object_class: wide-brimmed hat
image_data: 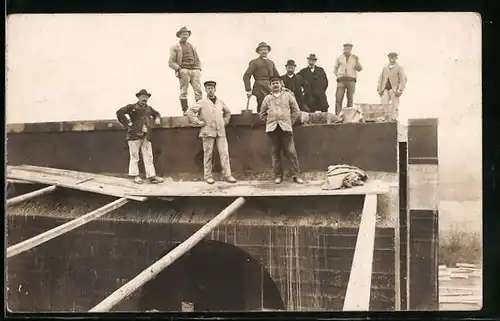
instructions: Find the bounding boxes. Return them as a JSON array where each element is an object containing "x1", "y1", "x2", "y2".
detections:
[
  {"x1": 269, "y1": 76, "x2": 282, "y2": 83},
  {"x1": 256, "y1": 42, "x2": 271, "y2": 53},
  {"x1": 135, "y1": 89, "x2": 152, "y2": 98},
  {"x1": 306, "y1": 54, "x2": 318, "y2": 60},
  {"x1": 285, "y1": 59, "x2": 296, "y2": 67},
  {"x1": 176, "y1": 26, "x2": 192, "y2": 38},
  {"x1": 387, "y1": 52, "x2": 398, "y2": 58},
  {"x1": 204, "y1": 80, "x2": 217, "y2": 87},
  {"x1": 343, "y1": 43, "x2": 353, "y2": 48}
]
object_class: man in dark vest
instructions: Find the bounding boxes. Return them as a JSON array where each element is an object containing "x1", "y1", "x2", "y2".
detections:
[
  {"x1": 298, "y1": 54, "x2": 329, "y2": 113},
  {"x1": 281, "y1": 59, "x2": 310, "y2": 112},
  {"x1": 243, "y1": 42, "x2": 280, "y2": 113},
  {"x1": 333, "y1": 43, "x2": 363, "y2": 115},
  {"x1": 169, "y1": 26, "x2": 202, "y2": 115}
]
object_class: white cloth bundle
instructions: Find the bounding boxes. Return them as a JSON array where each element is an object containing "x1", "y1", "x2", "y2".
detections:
[{"x1": 321, "y1": 164, "x2": 369, "y2": 190}]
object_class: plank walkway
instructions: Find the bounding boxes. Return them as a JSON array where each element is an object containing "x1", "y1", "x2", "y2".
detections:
[{"x1": 7, "y1": 165, "x2": 389, "y2": 198}]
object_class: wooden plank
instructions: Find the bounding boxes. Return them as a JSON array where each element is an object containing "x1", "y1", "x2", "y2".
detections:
[
  {"x1": 343, "y1": 194, "x2": 378, "y2": 311},
  {"x1": 7, "y1": 167, "x2": 146, "y2": 202},
  {"x1": 6, "y1": 198, "x2": 129, "y2": 258},
  {"x1": 126, "y1": 180, "x2": 390, "y2": 198},
  {"x1": 6, "y1": 185, "x2": 57, "y2": 206},
  {"x1": 7, "y1": 178, "x2": 36, "y2": 184},
  {"x1": 89, "y1": 197, "x2": 247, "y2": 312}
]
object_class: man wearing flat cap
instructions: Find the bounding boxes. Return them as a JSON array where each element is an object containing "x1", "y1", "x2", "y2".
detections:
[
  {"x1": 377, "y1": 52, "x2": 407, "y2": 112},
  {"x1": 169, "y1": 26, "x2": 203, "y2": 115},
  {"x1": 260, "y1": 76, "x2": 304, "y2": 185},
  {"x1": 298, "y1": 54, "x2": 329, "y2": 113},
  {"x1": 116, "y1": 89, "x2": 164, "y2": 184},
  {"x1": 187, "y1": 80, "x2": 237, "y2": 184},
  {"x1": 281, "y1": 59, "x2": 310, "y2": 112},
  {"x1": 243, "y1": 42, "x2": 280, "y2": 113},
  {"x1": 333, "y1": 43, "x2": 363, "y2": 115}
]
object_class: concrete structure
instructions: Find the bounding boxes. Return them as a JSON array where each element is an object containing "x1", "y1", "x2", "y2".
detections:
[{"x1": 5, "y1": 114, "x2": 438, "y2": 312}]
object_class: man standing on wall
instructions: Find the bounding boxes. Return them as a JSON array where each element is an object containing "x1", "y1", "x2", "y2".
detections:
[
  {"x1": 333, "y1": 43, "x2": 363, "y2": 115},
  {"x1": 116, "y1": 89, "x2": 164, "y2": 184},
  {"x1": 187, "y1": 80, "x2": 237, "y2": 185},
  {"x1": 169, "y1": 26, "x2": 202, "y2": 115},
  {"x1": 260, "y1": 76, "x2": 304, "y2": 185},
  {"x1": 377, "y1": 52, "x2": 407, "y2": 112},
  {"x1": 281, "y1": 59, "x2": 310, "y2": 112},
  {"x1": 298, "y1": 54, "x2": 329, "y2": 113},
  {"x1": 243, "y1": 42, "x2": 280, "y2": 113}
]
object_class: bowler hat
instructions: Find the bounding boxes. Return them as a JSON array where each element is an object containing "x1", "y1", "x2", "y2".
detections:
[
  {"x1": 135, "y1": 89, "x2": 152, "y2": 98},
  {"x1": 255, "y1": 42, "x2": 271, "y2": 53},
  {"x1": 387, "y1": 52, "x2": 398, "y2": 58},
  {"x1": 343, "y1": 43, "x2": 353, "y2": 47},
  {"x1": 285, "y1": 59, "x2": 296, "y2": 67},
  {"x1": 176, "y1": 26, "x2": 192, "y2": 38},
  {"x1": 204, "y1": 80, "x2": 217, "y2": 87},
  {"x1": 269, "y1": 76, "x2": 282, "y2": 83},
  {"x1": 306, "y1": 54, "x2": 318, "y2": 60}
]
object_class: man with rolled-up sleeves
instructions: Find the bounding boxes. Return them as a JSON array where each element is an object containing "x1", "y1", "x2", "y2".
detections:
[{"x1": 260, "y1": 76, "x2": 304, "y2": 185}]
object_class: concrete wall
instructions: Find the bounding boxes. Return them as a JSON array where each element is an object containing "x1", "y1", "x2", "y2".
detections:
[{"x1": 6, "y1": 115, "x2": 398, "y2": 180}]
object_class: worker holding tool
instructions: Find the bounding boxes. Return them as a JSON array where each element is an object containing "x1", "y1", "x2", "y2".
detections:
[
  {"x1": 116, "y1": 89, "x2": 164, "y2": 185},
  {"x1": 260, "y1": 76, "x2": 304, "y2": 185},
  {"x1": 242, "y1": 42, "x2": 280, "y2": 113},
  {"x1": 187, "y1": 80, "x2": 238, "y2": 185}
]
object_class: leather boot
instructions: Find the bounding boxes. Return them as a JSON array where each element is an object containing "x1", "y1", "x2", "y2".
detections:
[{"x1": 180, "y1": 99, "x2": 188, "y2": 115}]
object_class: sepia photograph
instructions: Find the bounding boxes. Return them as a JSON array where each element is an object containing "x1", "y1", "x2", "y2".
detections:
[{"x1": 5, "y1": 12, "x2": 481, "y2": 312}]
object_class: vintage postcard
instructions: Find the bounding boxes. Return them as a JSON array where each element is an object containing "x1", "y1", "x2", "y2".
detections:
[{"x1": 5, "y1": 12, "x2": 481, "y2": 312}]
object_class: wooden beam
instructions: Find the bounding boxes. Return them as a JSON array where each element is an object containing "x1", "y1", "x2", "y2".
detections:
[
  {"x1": 6, "y1": 198, "x2": 129, "y2": 258},
  {"x1": 89, "y1": 196, "x2": 247, "y2": 312},
  {"x1": 343, "y1": 194, "x2": 378, "y2": 311},
  {"x1": 6, "y1": 185, "x2": 57, "y2": 206}
]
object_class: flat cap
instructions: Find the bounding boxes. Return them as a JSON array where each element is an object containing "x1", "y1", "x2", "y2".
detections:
[
  {"x1": 203, "y1": 80, "x2": 217, "y2": 87},
  {"x1": 343, "y1": 43, "x2": 353, "y2": 47},
  {"x1": 387, "y1": 52, "x2": 398, "y2": 58},
  {"x1": 269, "y1": 76, "x2": 282, "y2": 83}
]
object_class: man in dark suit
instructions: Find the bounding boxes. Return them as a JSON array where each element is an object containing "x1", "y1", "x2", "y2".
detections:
[
  {"x1": 298, "y1": 54, "x2": 329, "y2": 112},
  {"x1": 281, "y1": 59, "x2": 310, "y2": 112},
  {"x1": 243, "y1": 42, "x2": 280, "y2": 113}
]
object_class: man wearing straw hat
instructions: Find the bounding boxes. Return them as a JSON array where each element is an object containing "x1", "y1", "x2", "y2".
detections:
[
  {"x1": 243, "y1": 42, "x2": 280, "y2": 113},
  {"x1": 187, "y1": 80, "x2": 238, "y2": 185},
  {"x1": 169, "y1": 26, "x2": 203, "y2": 115},
  {"x1": 377, "y1": 52, "x2": 407, "y2": 112},
  {"x1": 333, "y1": 43, "x2": 363, "y2": 115},
  {"x1": 116, "y1": 89, "x2": 164, "y2": 184}
]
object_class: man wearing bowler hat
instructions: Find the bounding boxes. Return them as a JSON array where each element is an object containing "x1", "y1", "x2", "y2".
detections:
[
  {"x1": 377, "y1": 52, "x2": 407, "y2": 112},
  {"x1": 260, "y1": 76, "x2": 304, "y2": 185},
  {"x1": 116, "y1": 89, "x2": 164, "y2": 184},
  {"x1": 169, "y1": 26, "x2": 203, "y2": 115},
  {"x1": 298, "y1": 54, "x2": 329, "y2": 113},
  {"x1": 187, "y1": 80, "x2": 237, "y2": 184},
  {"x1": 243, "y1": 42, "x2": 280, "y2": 113},
  {"x1": 281, "y1": 59, "x2": 310, "y2": 112},
  {"x1": 333, "y1": 43, "x2": 363, "y2": 115}
]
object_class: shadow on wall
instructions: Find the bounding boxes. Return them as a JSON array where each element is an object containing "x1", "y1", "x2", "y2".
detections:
[{"x1": 138, "y1": 240, "x2": 285, "y2": 312}]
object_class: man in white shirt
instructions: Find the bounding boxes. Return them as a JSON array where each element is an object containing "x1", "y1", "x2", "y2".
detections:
[
  {"x1": 187, "y1": 80, "x2": 237, "y2": 184},
  {"x1": 333, "y1": 43, "x2": 363, "y2": 115}
]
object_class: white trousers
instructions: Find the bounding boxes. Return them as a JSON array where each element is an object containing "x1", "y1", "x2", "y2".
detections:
[
  {"x1": 128, "y1": 137, "x2": 156, "y2": 178},
  {"x1": 381, "y1": 89, "x2": 400, "y2": 111}
]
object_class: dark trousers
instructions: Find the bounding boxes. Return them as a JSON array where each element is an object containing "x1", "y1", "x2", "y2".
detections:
[
  {"x1": 335, "y1": 80, "x2": 356, "y2": 115},
  {"x1": 267, "y1": 126, "x2": 301, "y2": 178},
  {"x1": 305, "y1": 93, "x2": 329, "y2": 113}
]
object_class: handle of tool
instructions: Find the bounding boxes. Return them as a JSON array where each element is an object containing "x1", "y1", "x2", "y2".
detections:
[{"x1": 245, "y1": 96, "x2": 251, "y2": 111}]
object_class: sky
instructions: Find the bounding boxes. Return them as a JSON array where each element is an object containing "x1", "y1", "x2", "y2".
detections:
[{"x1": 6, "y1": 13, "x2": 482, "y2": 199}]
